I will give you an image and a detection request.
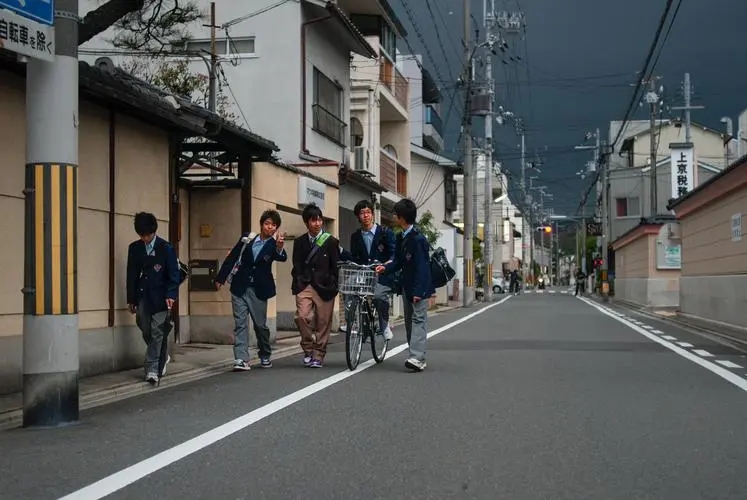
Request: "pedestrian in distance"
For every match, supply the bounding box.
[126,212,180,385]
[376,198,434,372]
[291,203,340,368]
[341,199,395,341]
[215,210,288,371]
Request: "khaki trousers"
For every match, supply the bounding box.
[295,285,335,360]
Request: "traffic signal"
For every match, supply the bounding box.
[543,226,552,233]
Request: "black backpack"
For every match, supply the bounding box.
[429,246,456,289]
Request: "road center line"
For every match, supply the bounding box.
[578,296,747,394]
[58,295,512,500]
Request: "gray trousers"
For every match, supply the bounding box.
[136,300,170,375]
[231,286,271,361]
[403,296,428,362]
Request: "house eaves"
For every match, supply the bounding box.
[325,2,378,58]
[411,143,458,171]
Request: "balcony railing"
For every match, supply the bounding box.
[380,149,408,196]
[425,105,443,135]
[394,67,408,109]
[380,151,396,192]
[379,55,408,111]
[312,104,347,146]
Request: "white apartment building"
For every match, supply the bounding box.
[607,119,729,243]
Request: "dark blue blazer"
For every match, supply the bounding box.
[343,225,396,288]
[383,227,435,301]
[126,236,180,314]
[216,233,287,301]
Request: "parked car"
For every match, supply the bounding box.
[492,274,506,294]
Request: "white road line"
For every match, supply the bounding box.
[716,360,743,369]
[640,325,654,330]
[677,342,694,348]
[651,329,664,334]
[58,296,513,500]
[549,290,556,294]
[561,291,568,294]
[693,349,713,357]
[661,335,678,341]
[577,297,747,394]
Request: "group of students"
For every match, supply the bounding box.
[126,198,433,384]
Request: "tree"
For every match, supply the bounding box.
[122,58,238,123]
[80,1,202,51]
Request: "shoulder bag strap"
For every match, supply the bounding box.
[304,232,332,266]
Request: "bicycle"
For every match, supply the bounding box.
[338,261,389,371]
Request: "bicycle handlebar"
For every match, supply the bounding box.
[337,260,383,269]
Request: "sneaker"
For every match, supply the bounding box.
[303,353,313,367]
[260,357,273,368]
[309,359,323,368]
[405,357,426,372]
[383,325,394,341]
[233,359,251,372]
[161,354,171,376]
[145,372,159,384]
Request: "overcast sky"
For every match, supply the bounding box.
[392,0,747,215]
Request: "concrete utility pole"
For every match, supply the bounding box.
[24,0,80,427]
[520,128,527,280]
[482,0,495,301]
[646,79,659,216]
[462,0,474,307]
[209,2,217,113]
[600,141,612,302]
[671,74,705,148]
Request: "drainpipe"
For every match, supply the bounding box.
[108,110,116,327]
[300,14,333,156]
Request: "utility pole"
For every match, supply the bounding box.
[645,79,659,216]
[520,128,527,281]
[482,0,495,301]
[462,0,474,307]
[24,0,80,427]
[671,74,705,146]
[600,141,612,302]
[209,2,218,113]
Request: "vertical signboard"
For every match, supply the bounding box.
[670,143,695,200]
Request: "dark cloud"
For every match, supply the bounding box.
[392,0,747,214]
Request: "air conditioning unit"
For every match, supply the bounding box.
[354,146,371,172]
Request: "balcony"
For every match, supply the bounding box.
[312,104,347,146]
[423,104,445,153]
[380,148,408,196]
[378,54,408,121]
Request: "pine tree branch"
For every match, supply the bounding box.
[79,0,145,45]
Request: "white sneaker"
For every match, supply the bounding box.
[383,325,394,341]
[145,372,159,384]
[405,357,426,372]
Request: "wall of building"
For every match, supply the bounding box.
[0,70,172,394]
[401,55,424,147]
[679,187,747,327]
[614,232,679,308]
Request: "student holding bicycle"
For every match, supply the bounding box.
[376,199,434,372]
[291,203,340,368]
[342,199,396,341]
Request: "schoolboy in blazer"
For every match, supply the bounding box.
[216,210,287,370]
[376,199,435,372]
[343,199,396,340]
[291,203,340,368]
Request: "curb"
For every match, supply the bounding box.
[0,304,463,431]
[586,294,747,353]
[0,344,303,431]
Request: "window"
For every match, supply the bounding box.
[380,22,396,59]
[350,117,364,147]
[181,37,256,57]
[615,197,640,217]
[312,68,346,145]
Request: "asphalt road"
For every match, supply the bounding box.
[2,292,747,499]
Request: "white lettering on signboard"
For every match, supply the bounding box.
[670,145,694,200]
[0,9,54,62]
[297,176,325,210]
[732,213,742,242]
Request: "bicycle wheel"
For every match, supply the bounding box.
[346,302,364,371]
[369,304,388,363]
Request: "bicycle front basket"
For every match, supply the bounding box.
[338,265,377,296]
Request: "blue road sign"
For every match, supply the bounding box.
[0,0,54,26]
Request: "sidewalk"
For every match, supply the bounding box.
[0,302,461,431]
[584,293,747,349]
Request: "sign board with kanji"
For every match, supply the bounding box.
[0,8,54,61]
[669,143,694,200]
[586,222,602,236]
[732,213,742,242]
